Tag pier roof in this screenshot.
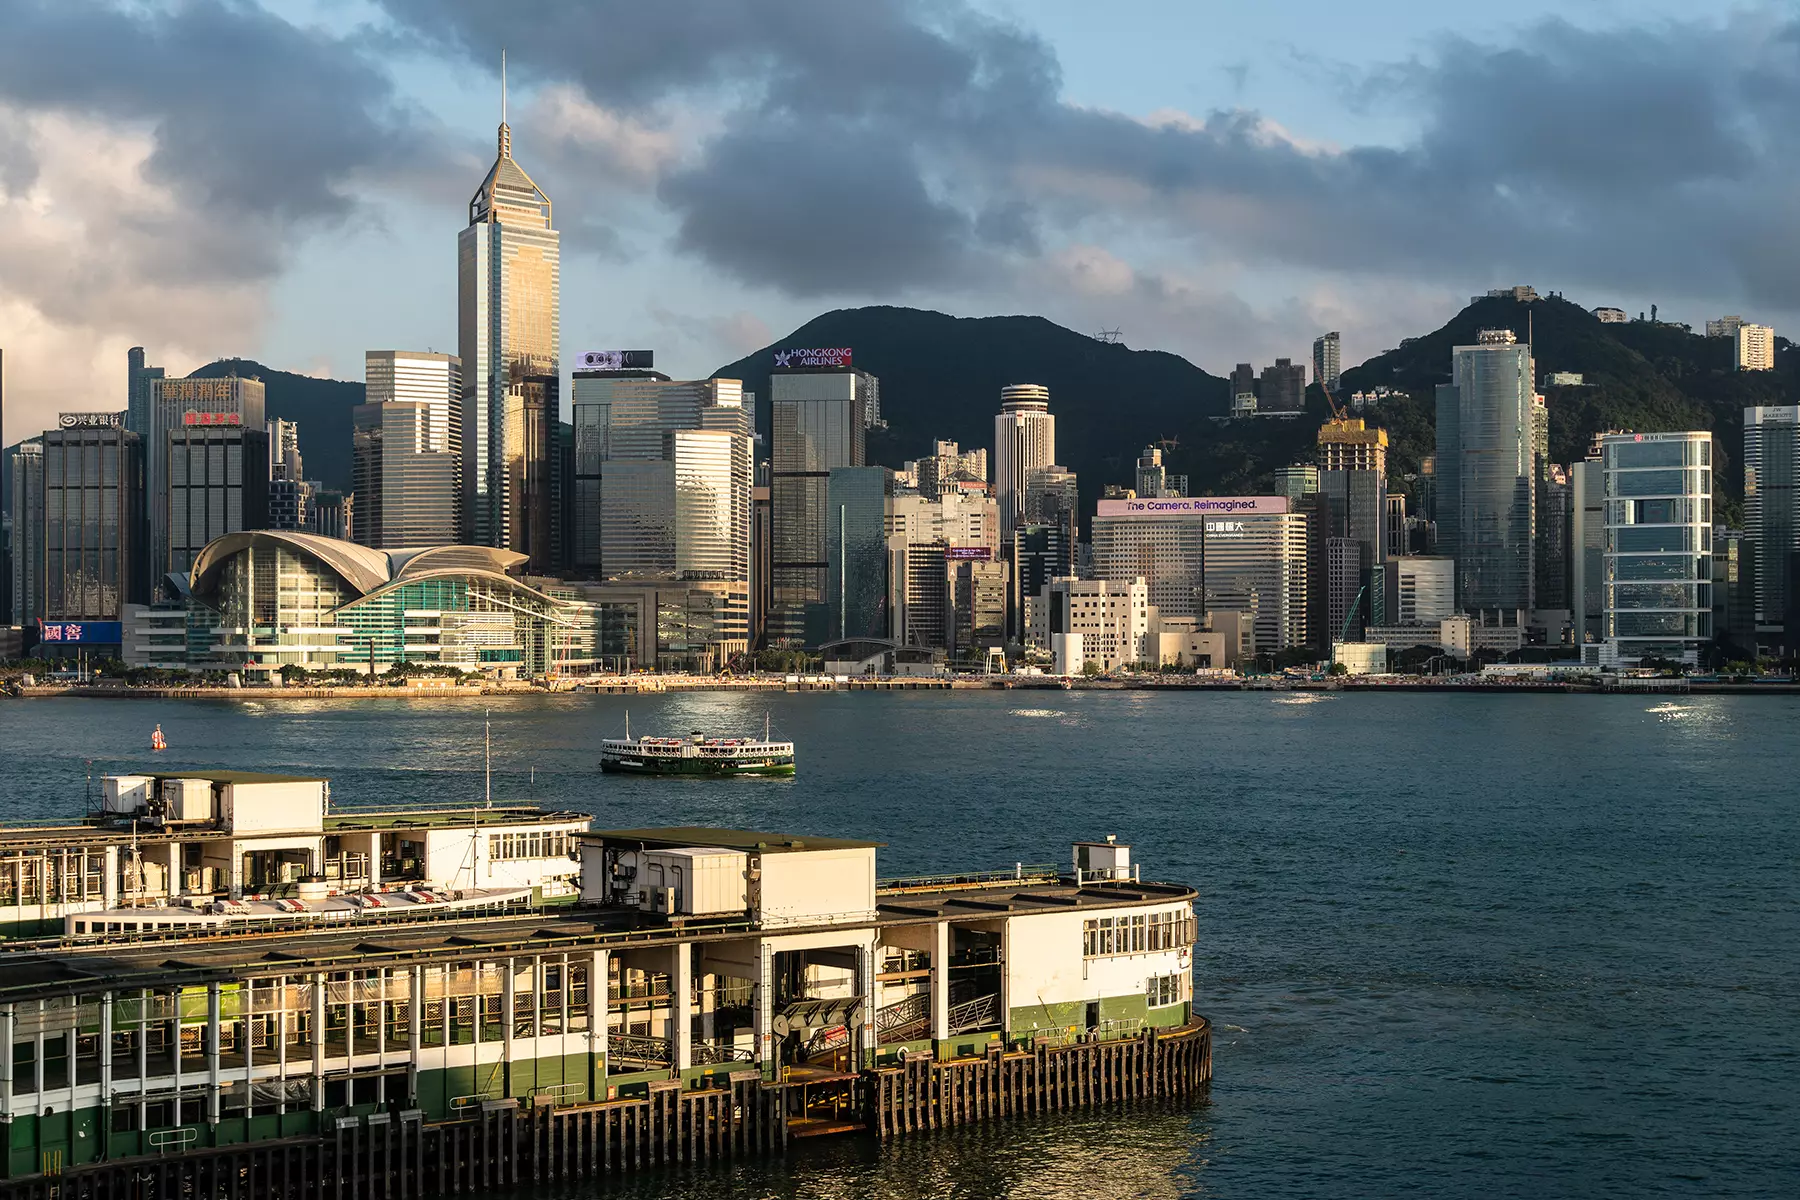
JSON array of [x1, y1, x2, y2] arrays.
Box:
[[0, 878, 1193, 1002], [586, 827, 883, 853]]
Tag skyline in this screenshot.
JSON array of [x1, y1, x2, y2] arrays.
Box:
[[2, 0, 1797, 444]]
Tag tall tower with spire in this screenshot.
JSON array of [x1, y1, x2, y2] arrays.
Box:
[[459, 52, 560, 564]]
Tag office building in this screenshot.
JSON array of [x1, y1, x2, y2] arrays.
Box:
[[1312, 331, 1342, 391], [950, 555, 1009, 657], [994, 385, 1055, 546], [29, 415, 145, 630], [1745, 405, 1800, 645], [1092, 501, 1207, 620], [1435, 330, 1536, 613], [1029, 577, 1149, 673], [1275, 464, 1319, 504], [1382, 557, 1456, 626], [1386, 494, 1411, 558], [599, 430, 750, 582], [1537, 461, 1572, 616], [1258, 359, 1306, 414], [126, 347, 163, 438], [1598, 431, 1713, 664], [167, 423, 270, 579], [1713, 528, 1756, 652], [752, 485, 771, 647], [267, 418, 303, 483], [1316, 418, 1388, 631], [264, 418, 310, 532], [1027, 464, 1079, 525], [1014, 522, 1076, 642], [887, 540, 949, 651], [1735, 323, 1775, 372], [1569, 457, 1605, 643], [8, 441, 43, 627], [1200, 508, 1310, 652], [824, 466, 892, 643], [148, 377, 266, 589], [352, 402, 461, 548], [367, 351, 462, 455], [769, 367, 870, 644], [459, 96, 560, 556]]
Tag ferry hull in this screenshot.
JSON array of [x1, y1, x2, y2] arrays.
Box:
[[600, 755, 795, 777]]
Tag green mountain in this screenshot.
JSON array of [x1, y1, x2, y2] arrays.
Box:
[[713, 306, 1322, 520], [1341, 295, 1798, 524], [188, 358, 365, 493]]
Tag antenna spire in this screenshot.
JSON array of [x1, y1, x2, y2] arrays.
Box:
[[498, 48, 511, 158]]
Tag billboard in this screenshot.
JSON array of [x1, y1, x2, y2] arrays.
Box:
[[576, 350, 655, 371], [772, 347, 852, 370], [38, 620, 124, 645], [58, 412, 124, 429], [182, 411, 242, 426], [1096, 496, 1289, 517], [946, 545, 993, 561]]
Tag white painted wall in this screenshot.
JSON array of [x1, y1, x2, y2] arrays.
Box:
[[223, 781, 326, 833], [1004, 903, 1190, 1012], [757, 848, 877, 927]]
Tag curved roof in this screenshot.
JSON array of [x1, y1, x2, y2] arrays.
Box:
[[387, 545, 528, 582], [190, 531, 393, 600], [344, 567, 587, 624]]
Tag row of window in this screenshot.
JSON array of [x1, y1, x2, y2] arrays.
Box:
[[488, 831, 577, 861], [1082, 911, 1195, 959]]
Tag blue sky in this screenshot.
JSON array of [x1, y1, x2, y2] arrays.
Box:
[[0, 0, 1791, 441]]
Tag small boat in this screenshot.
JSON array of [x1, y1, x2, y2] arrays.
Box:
[[600, 712, 795, 777], [150, 725, 167, 752]]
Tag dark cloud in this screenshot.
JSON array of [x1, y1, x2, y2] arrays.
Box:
[[0, 0, 440, 260], [375, 1, 1800, 313]]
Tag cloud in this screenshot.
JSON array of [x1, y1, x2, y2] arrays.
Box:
[[0, 0, 447, 441], [372, 1, 1800, 321]]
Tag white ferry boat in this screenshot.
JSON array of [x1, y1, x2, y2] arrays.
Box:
[[600, 714, 796, 777]]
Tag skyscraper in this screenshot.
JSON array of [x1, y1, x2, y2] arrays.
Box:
[[1599, 431, 1713, 664], [8, 441, 42, 627], [994, 384, 1055, 546], [1435, 330, 1536, 613], [36, 414, 145, 623], [148, 376, 266, 589], [825, 466, 893, 642], [167, 423, 269, 578], [459, 79, 560, 557], [1312, 332, 1342, 391], [266, 418, 311, 532], [1745, 405, 1800, 645], [1316, 417, 1388, 632], [126, 347, 164, 439], [356, 352, 464, 548], [769, 366, 870, 644]]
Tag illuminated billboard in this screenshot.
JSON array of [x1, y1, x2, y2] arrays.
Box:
[[58, 412, 124, 429], [772, 347, 852, 370], [576, 350, 655, 371], [945, 546, 993, 561], [182, 411, 242, 426], [38, 620, 124, 645], [1095, 497, 1288, 517]]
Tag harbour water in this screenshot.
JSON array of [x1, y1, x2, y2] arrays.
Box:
[[1, 691, 1794, 1197]]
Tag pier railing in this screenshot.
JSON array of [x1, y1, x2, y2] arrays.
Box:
[[879, 864, 1061, 893]]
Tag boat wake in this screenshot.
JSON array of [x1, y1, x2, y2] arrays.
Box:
[[1272, 694, 1331, 706], [1011, 708, 1067, 718]]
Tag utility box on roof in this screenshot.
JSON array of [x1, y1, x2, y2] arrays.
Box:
[[104, 776, 152, 815], [1073, 838, 1131, 880], [636, 848, 748, 917], [221, 780, 326, 834], [160, 778, 214, 823]]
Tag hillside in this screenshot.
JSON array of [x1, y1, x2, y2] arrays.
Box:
[[188, 358, 364, 492], [1342, 295, 1800, 522], [713, 307, 1320, 519]]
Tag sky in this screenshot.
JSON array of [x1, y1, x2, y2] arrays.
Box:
[[1, 0, 1794, 443]]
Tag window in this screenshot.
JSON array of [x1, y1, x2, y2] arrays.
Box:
[[1146, 972, 1185, 1008], [1085, 910, 1192, 959]]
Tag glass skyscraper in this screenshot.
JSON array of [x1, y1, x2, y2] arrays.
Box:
[[459, 108, 559, 559], [1601, 431, 1713, 663], [38, 416, 145, 622], [1435, 331, 1536, 614], [1745, 405, 1800, 643], [356, 351, 463, 548], [825, 466, 893, 643], [148, 376, 266, 590], [770, 369, 869, 645]]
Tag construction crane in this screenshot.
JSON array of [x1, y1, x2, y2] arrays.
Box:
[[1094, 328, 1123, 344], [1155, 434, 1180, 453], [1320, 376, 1350, 422], [1339, 585, 1367, 646]]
